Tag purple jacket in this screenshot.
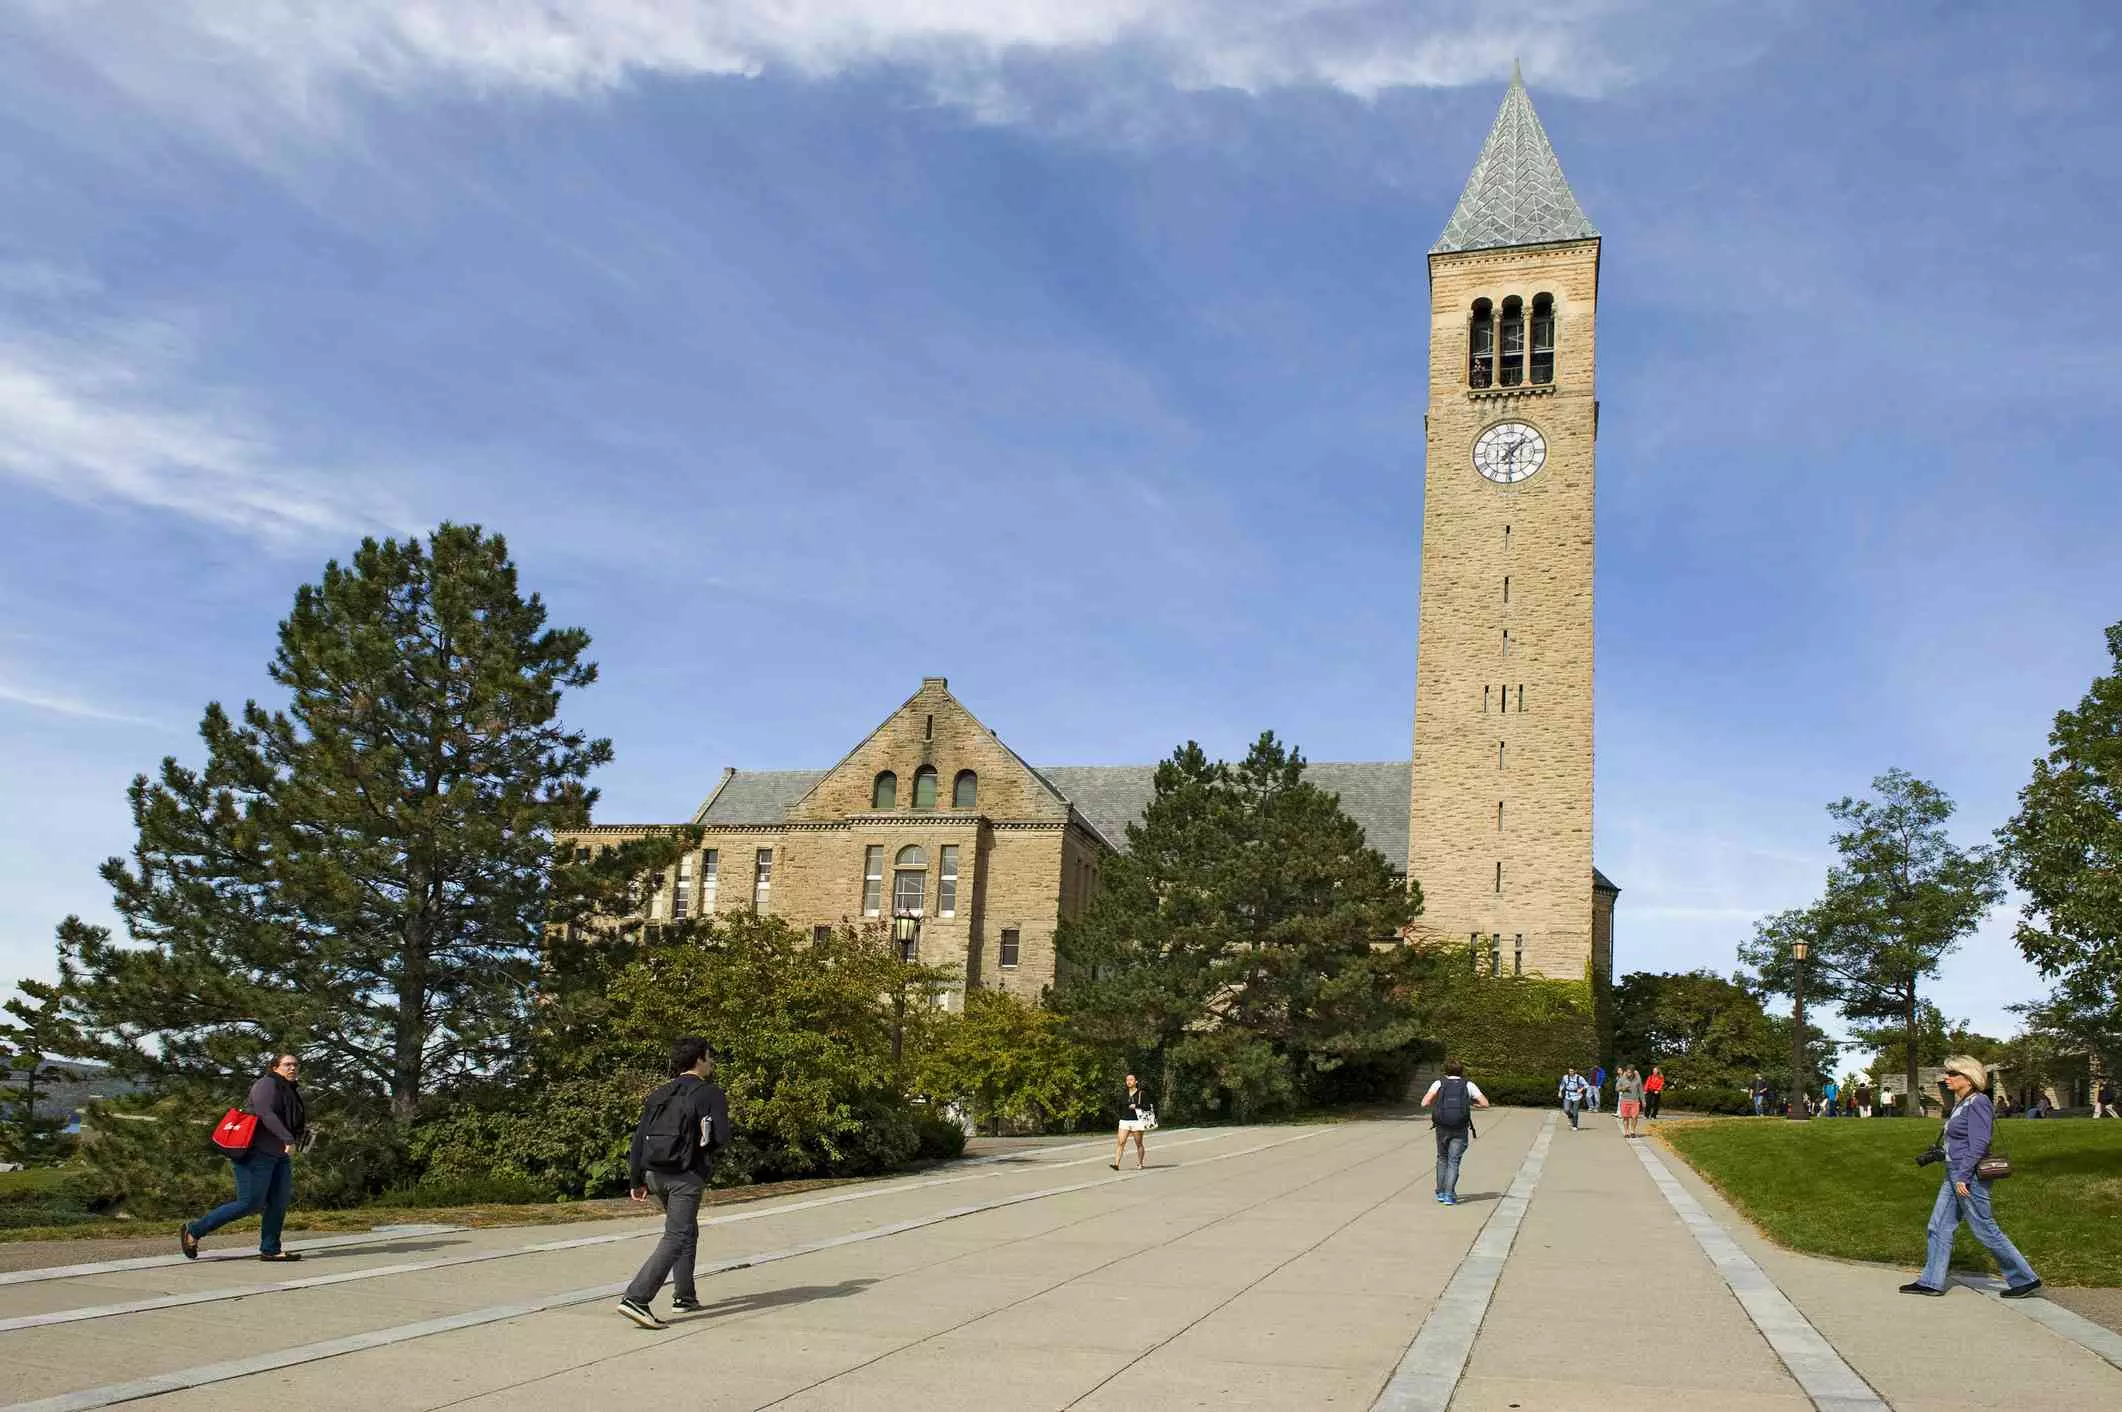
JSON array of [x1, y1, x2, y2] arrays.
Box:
[[1944, 1091, 1994, 1186]]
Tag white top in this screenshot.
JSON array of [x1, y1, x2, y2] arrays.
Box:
[[1421, 1080, 1488, 1106]]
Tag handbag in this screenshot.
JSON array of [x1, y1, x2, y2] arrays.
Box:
[[210, 1107, 259, 1157], [1139, 1106, 1158, 1131], [1975, 1153, 2012, 1181]]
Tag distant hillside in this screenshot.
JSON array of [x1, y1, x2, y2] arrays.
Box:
[[9, 1062, 146, 1121]]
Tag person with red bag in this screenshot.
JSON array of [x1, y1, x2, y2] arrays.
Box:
[[179, 1053, 307, 1262]]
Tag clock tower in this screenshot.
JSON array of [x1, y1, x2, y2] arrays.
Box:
[[1410, 67, 1611, 985]]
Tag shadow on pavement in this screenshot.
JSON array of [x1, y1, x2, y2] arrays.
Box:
[[679, 1279, 878, 1321]]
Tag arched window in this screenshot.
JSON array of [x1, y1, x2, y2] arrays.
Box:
[[952, 770, 977, 810], [912, 766, 939, 810], [1530, 293, 1555, 385], [1498, 296, 1525, 386], [893, 844, 927, 916], [872, 771, 897, 810], [1468, 298, 1494, 388]]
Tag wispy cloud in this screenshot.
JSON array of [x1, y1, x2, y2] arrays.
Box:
[[0, 318, 411, 544], [16, 0, 1687, 145], [0, 675, 164, 728]]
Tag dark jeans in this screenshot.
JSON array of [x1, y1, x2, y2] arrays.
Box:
[[188, 1151, 293, 1253], [1644, 1090, 1661, 1119], [1434, 1127, 1468, 1197], [625, 1169, 706, 1305]]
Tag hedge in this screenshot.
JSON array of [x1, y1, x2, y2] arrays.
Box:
[[1421, 971, 1599, 1079]]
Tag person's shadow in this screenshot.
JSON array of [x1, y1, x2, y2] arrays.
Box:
[[1448, 1193, 1502, 1204], [670, 1279, 877, 1321]]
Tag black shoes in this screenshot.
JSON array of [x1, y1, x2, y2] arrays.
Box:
[[2001, 1280, 2044, 1300], [617, 1297, 669, 1330], [178, 1227, 199, 1260], [1899, 1281, 1945, 1296], [670, 1295, 704, 1314], [258, 1251, 303, 1263]]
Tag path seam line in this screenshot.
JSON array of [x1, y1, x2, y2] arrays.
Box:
[[2, 1128, 1329, 1412], [1370, 1111, 1557, 1412], [1948, 1275, 2122, 1375], [1632, 1138, 1888, 1412]]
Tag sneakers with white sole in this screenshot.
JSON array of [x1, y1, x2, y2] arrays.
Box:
[[617, 1298, 668, 1330]]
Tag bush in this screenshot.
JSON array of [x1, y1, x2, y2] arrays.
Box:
[[0, 1166, 100, 1228], [1420, 970, 1599, 1080], [914, 1108, 968, 1161], [410, 1073, 644, 1199], [372, 1173, 558, 1208], [914, 989, 1108, 1135]]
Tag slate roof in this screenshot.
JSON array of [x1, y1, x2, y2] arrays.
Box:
[[1432, 65, 1598, 255], [693, 770, 824, 826]]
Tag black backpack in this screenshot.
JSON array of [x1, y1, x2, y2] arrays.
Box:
[[637, 1080, 699, 1173], [1433, 1076, 1473, 1130]]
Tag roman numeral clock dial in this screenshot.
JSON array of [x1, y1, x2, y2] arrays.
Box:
[[1473, 420, 1547, 484]]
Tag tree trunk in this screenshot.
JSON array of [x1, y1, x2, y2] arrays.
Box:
[[393, 895, 429, 1122], [1903, 984, 1919, 1120]]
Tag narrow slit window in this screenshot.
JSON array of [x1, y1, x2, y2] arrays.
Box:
[[924, 713, 934, 741], [1530, 293, 1555, 384], [1502, 628, 1511, 659], [862, 844, 884, 916], [702, 849, 717, 910], [1498, 740, 1506, 771], [1514, 935, 1524, 975], [753, 848, 773, 912], [1499, 296, 1525, 386], [1468, 298, 1494, 388], [1517, 684, 1525, 713], [1490, 934, 1502, 975], [1483, 685, 1491, 713], [1495, 861, 1503, 893], [1503, 575, 1510, 605], [1497, 800, 1504, 831]]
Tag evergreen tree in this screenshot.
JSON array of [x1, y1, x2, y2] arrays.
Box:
[[1610, 969, 1780, 1094], [1999, 620, 2122, 1066], [1053, 733, 1422, 1119], [0, 978, 72, 1162], [54, 524, 677, 1118], [1741, 769, 2002, 1114]]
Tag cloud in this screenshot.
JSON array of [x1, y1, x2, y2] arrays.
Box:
[[0, 259, 102, 301], [15, 0, 1669, 143], [0, 318, 412, 544], [0, 674, 164, 728]]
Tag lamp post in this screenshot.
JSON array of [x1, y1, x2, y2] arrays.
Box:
[[1788, 935, 1810, 1121], [889, 913, 920, 1065]]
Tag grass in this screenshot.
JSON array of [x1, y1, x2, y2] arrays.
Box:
[[0, 1173, 861, 1245], [1659, 1115, 2122, 1288]]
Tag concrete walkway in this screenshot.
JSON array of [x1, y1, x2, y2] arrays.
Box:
[[0, 1113, 2115, 1410]]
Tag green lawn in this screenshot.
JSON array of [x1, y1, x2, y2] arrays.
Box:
[[1660, 1117, 2122, 1288]]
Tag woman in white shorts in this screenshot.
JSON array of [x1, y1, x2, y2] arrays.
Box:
[[1111, 1073, 1152, 1170]]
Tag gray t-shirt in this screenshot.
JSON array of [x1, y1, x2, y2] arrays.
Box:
[[1616, 1072, 1644, 1103]]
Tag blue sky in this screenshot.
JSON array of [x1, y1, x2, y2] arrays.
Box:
[[2, 2, 2117, 1059]]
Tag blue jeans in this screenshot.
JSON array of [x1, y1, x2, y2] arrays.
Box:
[[1752, 1094, 1767, 1115], [189, 1151, 293, 1253], [1920, 1176, 2038, 1290], [1434, 1128, 1468, 1197], [1562, 1099, 1580, 1129]]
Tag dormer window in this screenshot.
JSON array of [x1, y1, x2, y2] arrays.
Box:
[[912, 766, 939, 810], [1468, 299, 1494, 388], [872, 771, 897, 810]]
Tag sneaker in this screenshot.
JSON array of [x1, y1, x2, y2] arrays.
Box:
[[617, 1298, 668, 1330], [1434, 1192, 1446, 1203], [179, 1227, 199, 1260], [258, 1251, 303, 1263], [2000, 1280, 2044, 1300], [1898, 1281, 1945, 1297], [1441, 1195, 1458, 1206], [670, 1295, 704, 1314]]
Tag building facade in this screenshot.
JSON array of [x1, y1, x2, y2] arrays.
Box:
[[562, 73, 1617, 1005]]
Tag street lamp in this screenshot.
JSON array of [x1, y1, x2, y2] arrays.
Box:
[[1788, 935, 1810, 1121], [889, 913, 920, 1064]]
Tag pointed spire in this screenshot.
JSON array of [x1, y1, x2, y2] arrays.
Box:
[[1432, 69, 1598, 254]]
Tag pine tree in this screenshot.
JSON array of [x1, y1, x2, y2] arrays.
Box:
[[1054, 733, 1422, 1119], [1999, 620, 2122, 1066], [0, 978, 72, 1162], [55, 524, 677, 1118]]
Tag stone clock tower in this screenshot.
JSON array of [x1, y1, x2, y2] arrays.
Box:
[[1409, 67, 1612, 984]]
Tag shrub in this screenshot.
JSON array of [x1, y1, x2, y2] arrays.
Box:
[[372, 1173, 558, 1208], [914, 989, 1108, 1135], [1419, 969, 1599, 1080], [0, 1166, 99, 1228]]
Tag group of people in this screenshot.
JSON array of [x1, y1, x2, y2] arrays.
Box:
[[1557, 1064, 1664, 1136], [1748, 1073, 1876, 1118], [181, 1039, 2053, 1328]]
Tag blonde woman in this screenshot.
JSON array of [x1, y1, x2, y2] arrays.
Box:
[[1900, 1056, 2041, 1299]]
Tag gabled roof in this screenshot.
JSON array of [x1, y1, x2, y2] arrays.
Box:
[[693, 770, 823, 826], [1432, 64, 1598, 255]]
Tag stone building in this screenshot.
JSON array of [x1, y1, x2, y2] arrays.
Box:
[[561, 71, 1618, 1008]]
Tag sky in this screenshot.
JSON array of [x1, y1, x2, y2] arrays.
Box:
[[2, 2, 2117, 1062]]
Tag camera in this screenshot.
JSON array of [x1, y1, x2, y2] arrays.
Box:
[[1915, 1144, 1946, 1168]]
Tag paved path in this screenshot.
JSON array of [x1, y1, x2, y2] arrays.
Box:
[[1, 1112, 2117, 1410]]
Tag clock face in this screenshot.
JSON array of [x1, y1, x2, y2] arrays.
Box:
[[1473, 421, 1548, 484]]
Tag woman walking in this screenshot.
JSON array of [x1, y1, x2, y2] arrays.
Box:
[[1615, 1066, 1645, 1138], [179, 1053, 307, 1262], [1643, 1066, 1666, 1121], [1900, 1056, 2041, 1299], [1111, 1073, 1152, 1171]]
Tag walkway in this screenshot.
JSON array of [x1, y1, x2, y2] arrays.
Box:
[[1, 1112, 2116, 1409]]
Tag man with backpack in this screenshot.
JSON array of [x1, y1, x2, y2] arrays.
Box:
[[1421, 1061, 1490, 1205], [618, 1036, 731, 1331], [1558, 1067, 1588, 1130]]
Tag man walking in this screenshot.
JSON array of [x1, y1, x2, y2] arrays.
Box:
[[1421, 1061, 1490, 1205], [1822, 1076, 1840, 1118], [618, 1037, 731, 1330], [1750, 1073, 1771, 1116], [1559, 1068, 1587, 1131], [2097, 1081, 2119, 1120], [1589, 1065, 1605, 1113], [1643, 1066, 1666, 1121]]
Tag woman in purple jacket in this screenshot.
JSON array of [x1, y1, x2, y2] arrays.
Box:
[[179, 1054, 308, 1262], [1900, 1056, 2040, 1299]]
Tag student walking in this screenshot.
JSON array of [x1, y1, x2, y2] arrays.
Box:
[[618, 1037, 731, 1331], [1615, 1065, 1645, 1138], [1111, 1074, 1153, 1170], [1643, 1066, 1666, 1120], [1900, 1056, 2041, 1300], [1749, 1073, 1771, 1116], [1822, 1077, 1840, 1118], [1421, 1061, 1490, 1204], [180, 1053, 306, 1263], [1558, 1068, 1587, 1130], [1856, 1082, 1874, 1118], [1589, 1065, 1606, 1113]]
